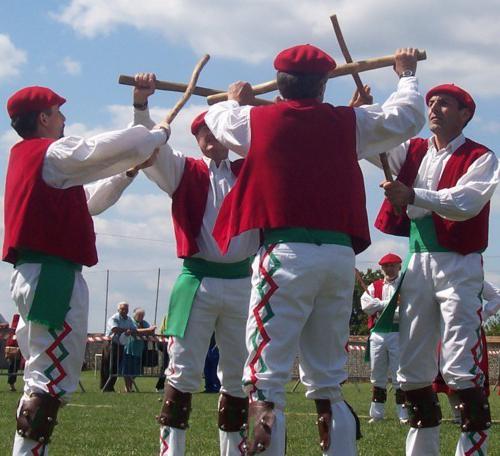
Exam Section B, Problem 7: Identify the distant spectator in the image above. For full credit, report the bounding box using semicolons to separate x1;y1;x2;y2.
121;308;156;392
100;302;136;392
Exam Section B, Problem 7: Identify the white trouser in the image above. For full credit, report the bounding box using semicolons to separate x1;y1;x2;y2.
243;242;357;455
370;331;400;388
369;331;407;421
161;275;250;456
398;252;488;456
11;263;89;456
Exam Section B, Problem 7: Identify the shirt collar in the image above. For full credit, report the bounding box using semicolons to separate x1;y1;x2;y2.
429;133;465;155
384;275;399;285
202;155;231;171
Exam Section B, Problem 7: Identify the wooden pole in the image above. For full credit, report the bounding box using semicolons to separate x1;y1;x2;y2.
206;50;426;105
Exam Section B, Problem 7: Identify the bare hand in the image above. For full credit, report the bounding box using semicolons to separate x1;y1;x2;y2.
394;48;418;77
134;72;156;105
381;180;415;206
349;85;373;107
228;81;256;105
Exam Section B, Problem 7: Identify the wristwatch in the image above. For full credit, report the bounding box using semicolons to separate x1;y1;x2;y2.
399;70;415;78
133;101;148;110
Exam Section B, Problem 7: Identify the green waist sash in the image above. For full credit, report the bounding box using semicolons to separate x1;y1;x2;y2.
263;227;352;247
372;216;450;335
16;250;82;330
165;257;252;338
409;216;451;253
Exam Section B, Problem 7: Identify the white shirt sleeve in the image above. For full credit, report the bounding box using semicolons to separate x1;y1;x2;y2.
412;151;499;220
42;125;167;189
131;108;186;196
360;284;387;316
205;101;253;157
354;77;426;159
482;280;500;320
85;173;134;216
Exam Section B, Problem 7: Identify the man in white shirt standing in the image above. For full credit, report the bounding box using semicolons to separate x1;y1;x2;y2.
376;84;499;456
4;85;167;456
361;253;408;424
131;74;260;456
205;46;425;455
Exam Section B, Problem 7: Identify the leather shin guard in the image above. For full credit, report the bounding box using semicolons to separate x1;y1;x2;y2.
246;401;275;455
405;386;442;428
315;399;332;451
16;393;61;443
157;385;192;429
395;389;406;405
218;393;249;432
455;387;492;432
372;386;387;403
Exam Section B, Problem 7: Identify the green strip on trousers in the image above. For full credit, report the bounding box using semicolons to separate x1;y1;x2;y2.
371;216;450;335
166;257;252;338
17;250;82;330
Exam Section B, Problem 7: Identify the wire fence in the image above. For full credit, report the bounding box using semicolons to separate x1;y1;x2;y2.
2;331;499;393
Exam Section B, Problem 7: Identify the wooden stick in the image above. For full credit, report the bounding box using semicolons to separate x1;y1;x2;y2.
118;75;272;106
165;54;210;124
119;74;222;97
206;50;426;105
330;13;400;217
355;269;370;294
330;14;365;94
379;152;394;182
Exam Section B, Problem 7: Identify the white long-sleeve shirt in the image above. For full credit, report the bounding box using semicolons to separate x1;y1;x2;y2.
482;280;500;321
40;125;166;215
205;77;425;159
368;134;499;221
361;277;400;322
134;109;259;263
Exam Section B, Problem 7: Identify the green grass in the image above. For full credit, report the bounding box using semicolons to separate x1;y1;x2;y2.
0;372;498;455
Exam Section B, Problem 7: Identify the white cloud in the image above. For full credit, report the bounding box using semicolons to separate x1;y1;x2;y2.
0;34;26;81
52;1;500;96
61;56;82;75
479;120;500;135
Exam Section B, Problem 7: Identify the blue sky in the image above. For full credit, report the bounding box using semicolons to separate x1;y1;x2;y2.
0;1;499;331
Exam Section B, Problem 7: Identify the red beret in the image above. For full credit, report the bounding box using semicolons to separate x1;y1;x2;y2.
274;44;336;75
378;253;402;265
191;111;207;136
426;84;475;118
7;86;66;119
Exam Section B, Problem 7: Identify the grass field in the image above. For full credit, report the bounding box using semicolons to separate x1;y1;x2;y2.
0;371;498;455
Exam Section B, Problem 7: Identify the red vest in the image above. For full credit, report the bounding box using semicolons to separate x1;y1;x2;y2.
171;157;244;258
367;279;384;330
3;138;97;266
212;99;370;254
375;137;490;255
